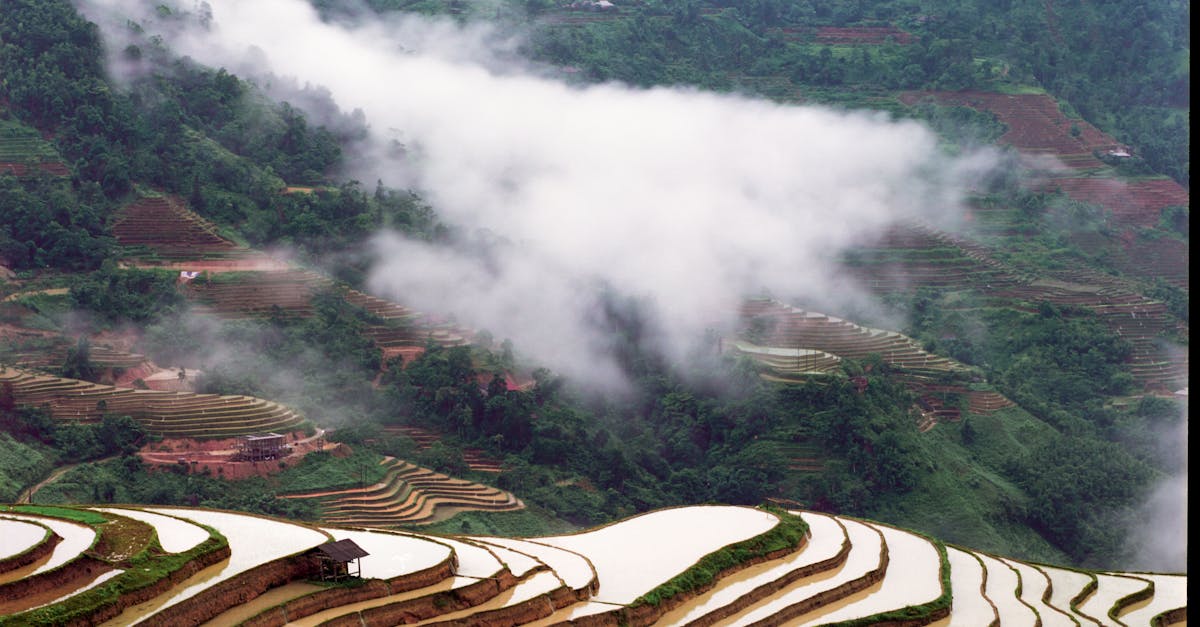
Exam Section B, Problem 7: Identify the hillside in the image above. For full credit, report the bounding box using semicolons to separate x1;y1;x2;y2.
0;0;1188;603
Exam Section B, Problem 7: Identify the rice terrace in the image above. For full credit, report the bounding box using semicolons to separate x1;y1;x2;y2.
0;0;1188;624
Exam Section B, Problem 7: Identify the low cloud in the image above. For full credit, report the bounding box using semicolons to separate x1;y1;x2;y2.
1126;410;1188;572
78;0;996;387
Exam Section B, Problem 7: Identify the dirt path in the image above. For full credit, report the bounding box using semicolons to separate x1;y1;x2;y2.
18;458;114;504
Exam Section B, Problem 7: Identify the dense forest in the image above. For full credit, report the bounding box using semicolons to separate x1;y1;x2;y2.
0;0;1188;572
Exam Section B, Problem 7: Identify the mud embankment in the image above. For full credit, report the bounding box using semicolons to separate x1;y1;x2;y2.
0;556;112;615
240;557;455;627
146;553;317;626
52;540;231;627
322;570;520;627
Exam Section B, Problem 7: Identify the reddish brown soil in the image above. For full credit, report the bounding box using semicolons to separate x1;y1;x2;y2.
899;91;1121;166
1033;177;1189;227
138;430;330;480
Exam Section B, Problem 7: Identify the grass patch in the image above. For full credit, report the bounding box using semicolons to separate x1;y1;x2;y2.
1;504;109;526
0;433;58;502
273;450;390;494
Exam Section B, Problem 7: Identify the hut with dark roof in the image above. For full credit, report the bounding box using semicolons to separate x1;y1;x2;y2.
310;538;369;581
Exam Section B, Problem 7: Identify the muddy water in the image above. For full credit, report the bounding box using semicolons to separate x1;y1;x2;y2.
1;514;96;575
0;518;47;560
1040;563;1101;626
473;537;592;587
654;512;847;625
538;505;779;605
521;600;623;627
979;552;1037;626
198;581;323;626
1077;572;1152;623
1117;573;1187;626
28;569;124;611
409;570;562;626
93;508;209;554
321;528;451;579
942;547;996;627
723;518;883;627
785;523;942;626
1004;558;1075;627
286;576;472;627
469;539;543;577
428;536;503;578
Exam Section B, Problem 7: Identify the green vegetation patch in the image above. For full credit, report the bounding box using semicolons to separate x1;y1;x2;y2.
0;432;57;502
274;449;390;495
631;507;808;608
0;504;109;526
0;118;59;161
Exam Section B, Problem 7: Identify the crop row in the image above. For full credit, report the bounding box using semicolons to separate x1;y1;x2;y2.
280;456;522;526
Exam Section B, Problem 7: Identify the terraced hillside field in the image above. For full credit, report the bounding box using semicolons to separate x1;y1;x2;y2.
183;269;469;355
0;366;306;438
1032;176;1190;228
109;193;472;355
842;222;1188;393
0;335;146;372
0;504;1184;626
279;456;523;526
111;195;249;261
736;299;1015;426
899;91;1121;169
0;119;68;177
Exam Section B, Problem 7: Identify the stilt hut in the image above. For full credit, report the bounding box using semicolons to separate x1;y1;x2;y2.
311;539;369;581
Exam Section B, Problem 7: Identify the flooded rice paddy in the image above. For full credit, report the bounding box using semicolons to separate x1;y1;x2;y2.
102;507;327;625
538;505;779;604
474;537;592;588
409;570;562;625
469;539;544;577
1114;573;1187;626
724;518;883;626
785;523;941;626
431;536;503;578
1;513;96;576
0;517;48;560
654;512;847;625
322;528;451;579
1004;558;1076;627
978;552;1037;625
941;547;996;627
1040;564;1102;626
1076;572;1152;623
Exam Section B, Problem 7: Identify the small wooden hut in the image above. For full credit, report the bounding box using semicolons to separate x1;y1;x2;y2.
311;539;369;581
